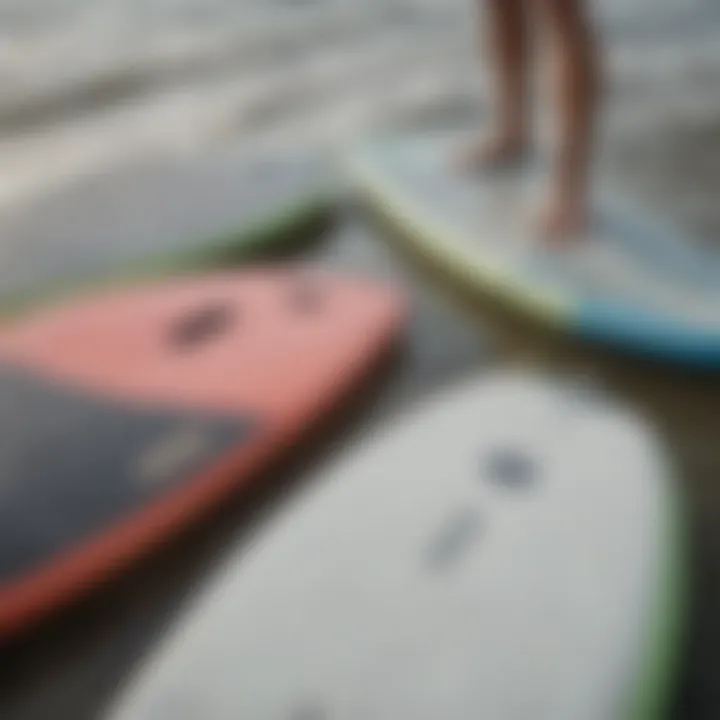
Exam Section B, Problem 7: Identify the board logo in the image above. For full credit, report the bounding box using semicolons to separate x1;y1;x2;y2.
137;424;212;486
425;508;482;572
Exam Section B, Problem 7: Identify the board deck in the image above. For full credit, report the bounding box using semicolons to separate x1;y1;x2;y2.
0;150;331;315
0;269;404;636
108;372;684;720
347;129;720;366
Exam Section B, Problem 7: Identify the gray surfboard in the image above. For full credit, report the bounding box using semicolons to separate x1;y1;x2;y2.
107;372;684;720
0;148;330;314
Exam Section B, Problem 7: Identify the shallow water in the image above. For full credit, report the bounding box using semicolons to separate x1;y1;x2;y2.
0;0;718;209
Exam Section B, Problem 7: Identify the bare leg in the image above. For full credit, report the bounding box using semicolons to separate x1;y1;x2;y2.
535;0;600;241
457;0;530;170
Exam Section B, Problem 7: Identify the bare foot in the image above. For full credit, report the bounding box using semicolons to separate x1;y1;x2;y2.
536;194;588;245
454;133;528;174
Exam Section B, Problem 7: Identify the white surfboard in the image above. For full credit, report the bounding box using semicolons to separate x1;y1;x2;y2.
347;128;720;367
107;372;684;720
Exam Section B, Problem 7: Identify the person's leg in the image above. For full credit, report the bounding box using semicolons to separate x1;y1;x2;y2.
535;0;600;240
458;0;530;169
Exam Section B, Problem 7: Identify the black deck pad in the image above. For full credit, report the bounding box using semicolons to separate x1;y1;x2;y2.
0;365;259;583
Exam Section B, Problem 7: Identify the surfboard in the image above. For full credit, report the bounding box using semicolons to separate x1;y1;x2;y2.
108;372;684;720
0;269;404;636
347;129;720;367
0;150;331;315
